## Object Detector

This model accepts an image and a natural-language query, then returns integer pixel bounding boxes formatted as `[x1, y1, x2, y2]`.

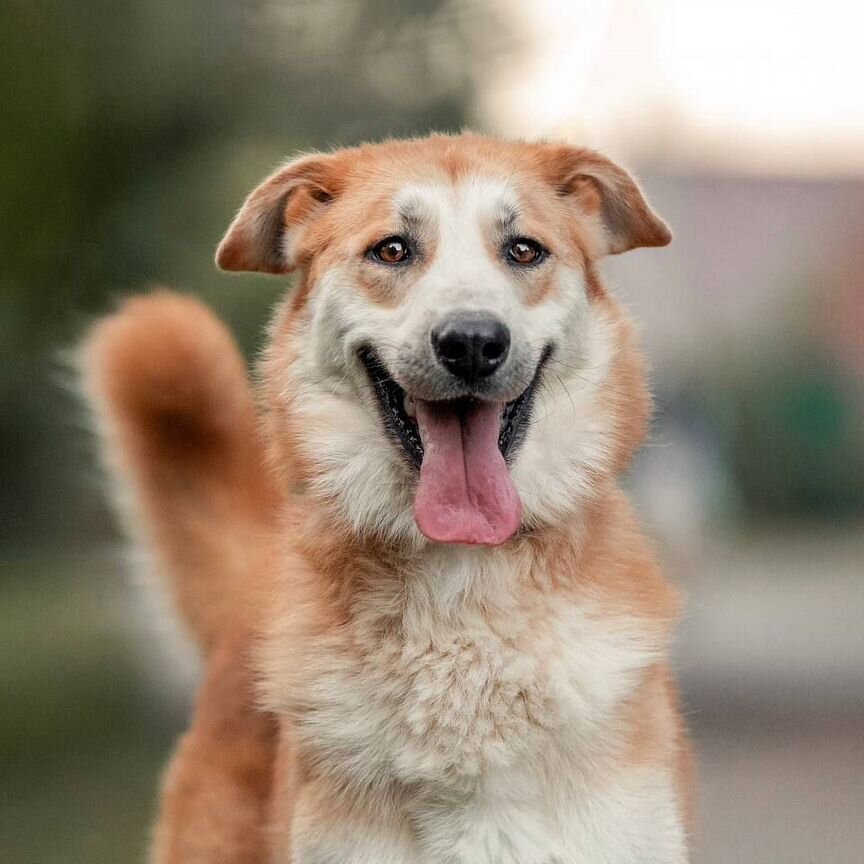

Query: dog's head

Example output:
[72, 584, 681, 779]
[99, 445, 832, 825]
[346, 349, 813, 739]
[217, 134, 670, 547]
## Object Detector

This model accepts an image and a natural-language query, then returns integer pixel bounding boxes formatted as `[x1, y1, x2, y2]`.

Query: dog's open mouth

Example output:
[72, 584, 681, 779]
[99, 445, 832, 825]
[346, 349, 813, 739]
[358, 347, 550, 546]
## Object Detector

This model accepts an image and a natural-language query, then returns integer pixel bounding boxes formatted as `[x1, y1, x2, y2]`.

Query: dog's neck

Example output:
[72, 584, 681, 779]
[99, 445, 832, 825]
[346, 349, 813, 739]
[276, 479, 672, 630]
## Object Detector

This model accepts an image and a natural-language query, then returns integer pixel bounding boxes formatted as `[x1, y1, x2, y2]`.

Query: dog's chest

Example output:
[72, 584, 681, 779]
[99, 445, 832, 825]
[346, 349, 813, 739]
[367, 612, 561, 781]
[296, 576, 656, 790]
[286, 575, 683, 863]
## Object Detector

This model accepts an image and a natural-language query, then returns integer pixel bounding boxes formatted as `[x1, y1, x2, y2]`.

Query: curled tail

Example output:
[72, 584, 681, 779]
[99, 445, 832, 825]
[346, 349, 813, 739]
[81, 291, 277, 654]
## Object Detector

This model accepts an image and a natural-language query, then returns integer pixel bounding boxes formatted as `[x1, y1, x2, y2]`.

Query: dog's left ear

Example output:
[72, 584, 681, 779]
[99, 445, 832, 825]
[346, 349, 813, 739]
[542, 146, 671, 256]
[216, 152, 342, 274]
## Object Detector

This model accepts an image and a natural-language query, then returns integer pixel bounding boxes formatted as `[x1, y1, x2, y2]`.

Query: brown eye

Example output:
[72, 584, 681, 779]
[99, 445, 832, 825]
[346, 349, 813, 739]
[507, 238, 545, 266]
[371, 236, 411, 265]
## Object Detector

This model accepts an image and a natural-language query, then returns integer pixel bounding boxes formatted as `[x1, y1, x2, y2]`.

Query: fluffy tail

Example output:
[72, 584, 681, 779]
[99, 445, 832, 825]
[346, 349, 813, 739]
[81, 291, 277, 654]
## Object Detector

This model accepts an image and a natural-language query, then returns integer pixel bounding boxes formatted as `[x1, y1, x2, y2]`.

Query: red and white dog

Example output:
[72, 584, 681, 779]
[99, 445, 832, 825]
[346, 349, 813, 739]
[83, 133, 693, 863]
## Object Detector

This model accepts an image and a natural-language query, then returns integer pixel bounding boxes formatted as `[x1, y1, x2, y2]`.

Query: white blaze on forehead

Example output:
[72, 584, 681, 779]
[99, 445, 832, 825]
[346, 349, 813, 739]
[390, 176, 528, 324]
[393, 175, 522, 224]
[394, 176, 522, 258]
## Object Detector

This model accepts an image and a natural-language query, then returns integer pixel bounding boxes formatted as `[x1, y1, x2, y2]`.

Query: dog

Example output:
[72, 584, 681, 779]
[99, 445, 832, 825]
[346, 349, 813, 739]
[82, 132, 693, 863]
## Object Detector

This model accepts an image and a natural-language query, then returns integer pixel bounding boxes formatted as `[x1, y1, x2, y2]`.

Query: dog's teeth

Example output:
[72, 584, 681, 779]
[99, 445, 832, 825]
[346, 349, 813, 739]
[403, 394, 417, 419]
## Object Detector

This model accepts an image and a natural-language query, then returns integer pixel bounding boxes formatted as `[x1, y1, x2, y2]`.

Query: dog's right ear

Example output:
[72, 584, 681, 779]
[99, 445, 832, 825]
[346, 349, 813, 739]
[216, 153, 341, 274]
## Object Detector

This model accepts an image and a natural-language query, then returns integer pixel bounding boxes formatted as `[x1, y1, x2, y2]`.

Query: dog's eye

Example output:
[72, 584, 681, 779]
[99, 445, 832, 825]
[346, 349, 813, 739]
[507, 238, 546, 266]
[371, 236, 411, 265]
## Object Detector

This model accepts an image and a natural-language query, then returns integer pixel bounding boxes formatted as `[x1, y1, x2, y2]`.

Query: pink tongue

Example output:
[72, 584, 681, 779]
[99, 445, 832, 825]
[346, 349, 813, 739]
[413, 400, 522, 546]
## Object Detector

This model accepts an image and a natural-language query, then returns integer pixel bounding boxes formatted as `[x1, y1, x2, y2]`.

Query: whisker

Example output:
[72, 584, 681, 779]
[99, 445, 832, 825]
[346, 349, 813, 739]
[555, 373, 577, 423]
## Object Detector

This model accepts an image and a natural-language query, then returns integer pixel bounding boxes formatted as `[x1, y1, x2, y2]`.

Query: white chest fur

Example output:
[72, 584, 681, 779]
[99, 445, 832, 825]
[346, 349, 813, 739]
[266, 547, 684, 862]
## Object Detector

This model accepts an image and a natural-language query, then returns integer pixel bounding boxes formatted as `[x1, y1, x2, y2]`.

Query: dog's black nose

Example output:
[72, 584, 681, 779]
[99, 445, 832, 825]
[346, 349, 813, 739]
[431, 312, 511, 383]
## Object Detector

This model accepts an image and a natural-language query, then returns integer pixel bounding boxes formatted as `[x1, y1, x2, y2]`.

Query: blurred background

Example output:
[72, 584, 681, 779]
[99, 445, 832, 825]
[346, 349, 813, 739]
[1, 0, 862, 861]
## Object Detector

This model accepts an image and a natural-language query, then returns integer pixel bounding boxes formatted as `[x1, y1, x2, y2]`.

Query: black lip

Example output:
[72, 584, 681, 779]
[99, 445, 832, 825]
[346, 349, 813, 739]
[358, 346, 552, 470]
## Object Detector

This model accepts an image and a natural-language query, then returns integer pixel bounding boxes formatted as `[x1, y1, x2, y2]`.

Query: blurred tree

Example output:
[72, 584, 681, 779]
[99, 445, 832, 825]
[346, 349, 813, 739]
[729, 357, 864, 519]
[0, 0, 499, 548]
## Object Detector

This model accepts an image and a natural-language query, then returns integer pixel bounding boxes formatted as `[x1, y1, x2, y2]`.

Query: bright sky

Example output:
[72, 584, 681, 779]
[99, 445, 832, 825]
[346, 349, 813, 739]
[480, 0, 864, 174]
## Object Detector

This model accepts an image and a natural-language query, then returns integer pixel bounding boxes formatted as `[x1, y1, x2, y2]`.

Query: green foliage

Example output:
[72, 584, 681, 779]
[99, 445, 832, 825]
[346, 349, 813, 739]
[729, 356, 864, 518]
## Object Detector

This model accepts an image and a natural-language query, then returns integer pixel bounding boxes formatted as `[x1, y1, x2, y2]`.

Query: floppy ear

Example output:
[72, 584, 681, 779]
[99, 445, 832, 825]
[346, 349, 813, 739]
[544, 146, 671, 256]
[215, 153, 340, 274]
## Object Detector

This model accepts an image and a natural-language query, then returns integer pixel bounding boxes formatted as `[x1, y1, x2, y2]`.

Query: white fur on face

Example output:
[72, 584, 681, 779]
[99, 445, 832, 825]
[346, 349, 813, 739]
[280, 174, 619, 544]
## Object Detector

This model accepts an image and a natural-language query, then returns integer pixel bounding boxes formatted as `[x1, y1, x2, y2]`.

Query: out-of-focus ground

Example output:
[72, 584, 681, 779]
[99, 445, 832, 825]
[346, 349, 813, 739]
[0, 548, 180, 864]
[2, 531, 862, 864]
[696, 719, 864, 864]
[676, 529, 864, 864]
